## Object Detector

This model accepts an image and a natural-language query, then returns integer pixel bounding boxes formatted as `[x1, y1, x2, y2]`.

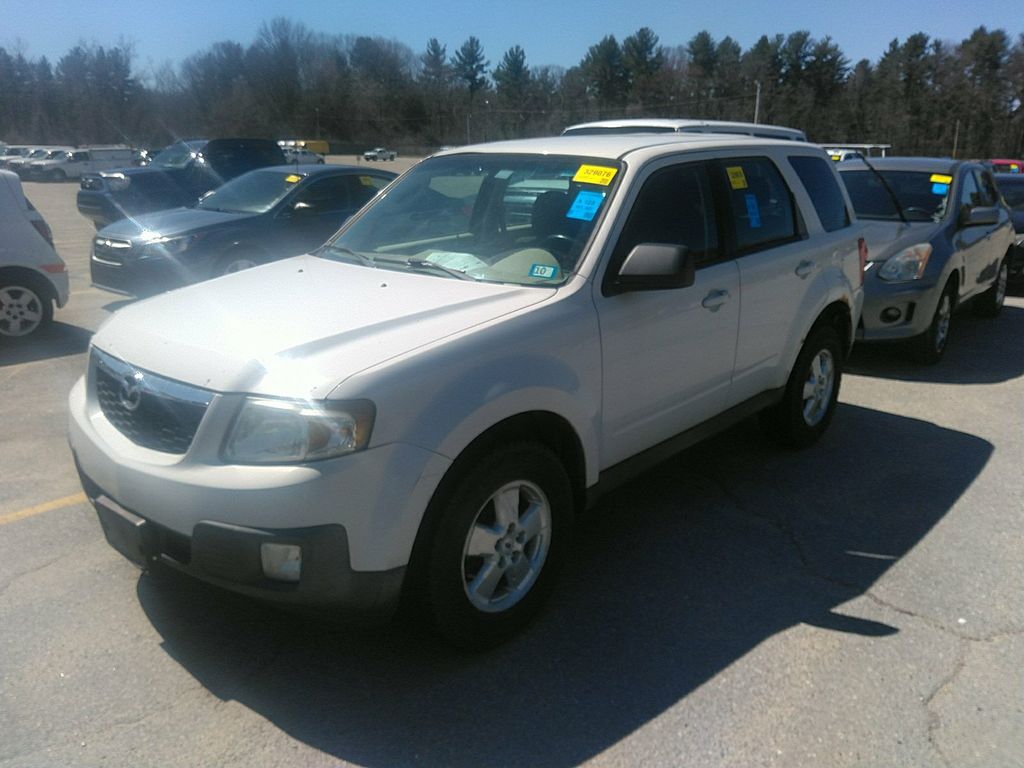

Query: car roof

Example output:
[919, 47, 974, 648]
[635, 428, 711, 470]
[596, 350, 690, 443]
[994, 172, 1024, 184]
[435, 133, 822, 163]
[837, 156, 961, 174]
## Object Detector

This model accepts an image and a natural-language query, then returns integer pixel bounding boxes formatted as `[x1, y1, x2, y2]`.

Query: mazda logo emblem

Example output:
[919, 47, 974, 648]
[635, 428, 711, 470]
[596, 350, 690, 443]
[119, 372, 145, 412]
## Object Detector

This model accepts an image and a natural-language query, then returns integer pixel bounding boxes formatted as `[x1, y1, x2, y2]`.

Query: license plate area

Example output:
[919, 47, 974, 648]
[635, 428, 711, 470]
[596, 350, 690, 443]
[94, 495, 155, 568]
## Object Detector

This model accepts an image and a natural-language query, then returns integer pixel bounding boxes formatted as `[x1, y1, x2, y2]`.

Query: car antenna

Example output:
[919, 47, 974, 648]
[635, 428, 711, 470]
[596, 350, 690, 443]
[857, 156, 908, 226]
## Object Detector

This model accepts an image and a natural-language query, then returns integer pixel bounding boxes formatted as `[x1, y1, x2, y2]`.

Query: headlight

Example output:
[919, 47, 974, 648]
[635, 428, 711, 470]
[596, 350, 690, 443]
[223, 398, 375, 464]
[139, 233, 204, 258]
[878, 243, 933, 281]
[101, 172, 130, 191]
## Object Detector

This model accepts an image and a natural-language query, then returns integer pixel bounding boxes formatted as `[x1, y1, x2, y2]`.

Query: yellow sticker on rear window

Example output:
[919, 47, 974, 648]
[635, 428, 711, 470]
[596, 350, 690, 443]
[726, 166, 748, 190]
[573, 165, 618, 186]
[359, 176, 376, 186]
[930, 174, 952, 184]
[285, 174, 302, 183]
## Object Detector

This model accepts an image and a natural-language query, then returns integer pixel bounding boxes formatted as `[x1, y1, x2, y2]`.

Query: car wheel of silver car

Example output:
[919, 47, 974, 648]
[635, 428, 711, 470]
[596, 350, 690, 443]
[914, 281, 955, 364]
[761, 325, 843, 449]
[0, 280, 52, 338]
[973, 258, 1007, 318]
[424, 442, 573, 648]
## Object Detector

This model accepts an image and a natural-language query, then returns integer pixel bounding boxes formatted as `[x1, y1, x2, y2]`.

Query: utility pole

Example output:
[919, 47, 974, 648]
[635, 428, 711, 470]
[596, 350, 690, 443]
[753, 81, 761, 124]
[952, 118, 960, 159]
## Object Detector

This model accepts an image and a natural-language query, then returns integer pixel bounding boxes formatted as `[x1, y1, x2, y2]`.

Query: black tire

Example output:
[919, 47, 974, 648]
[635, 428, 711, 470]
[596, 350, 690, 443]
[0, 277, 53, 338]
[48, 169, 66, 182]
[913, 280, 956, 364]
[760, 325, 843, 449]
[422, 442, 573, 649]
[973, 258, 1007, 318]
[213, 250, 263, 278]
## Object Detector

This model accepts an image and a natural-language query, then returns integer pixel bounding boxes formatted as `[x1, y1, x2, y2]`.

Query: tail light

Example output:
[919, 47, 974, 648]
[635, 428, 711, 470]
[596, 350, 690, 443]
[857, 236, 869, 286]
[31, 218, 54, 247]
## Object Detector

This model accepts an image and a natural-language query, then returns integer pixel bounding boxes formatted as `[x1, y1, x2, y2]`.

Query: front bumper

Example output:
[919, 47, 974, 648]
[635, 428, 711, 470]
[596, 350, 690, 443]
[90, 252, 193, 297]
[855, 270, 943, 342]
[67, 374, 452, 613]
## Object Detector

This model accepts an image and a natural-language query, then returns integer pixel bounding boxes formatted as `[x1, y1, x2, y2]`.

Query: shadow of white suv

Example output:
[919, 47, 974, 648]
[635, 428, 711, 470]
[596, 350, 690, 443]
[68, 134, 864, 646]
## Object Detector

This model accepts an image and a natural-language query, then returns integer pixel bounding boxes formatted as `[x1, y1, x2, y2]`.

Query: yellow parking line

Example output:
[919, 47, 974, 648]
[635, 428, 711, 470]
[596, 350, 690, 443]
[0, 492, 87, 526]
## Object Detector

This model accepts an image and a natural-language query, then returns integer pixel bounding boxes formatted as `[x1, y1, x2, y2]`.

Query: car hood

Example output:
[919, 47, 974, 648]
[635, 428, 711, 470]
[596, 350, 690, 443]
[859, 219, 943, 263]
[99, 207, 250, 240]
[91, 254, 556, 398]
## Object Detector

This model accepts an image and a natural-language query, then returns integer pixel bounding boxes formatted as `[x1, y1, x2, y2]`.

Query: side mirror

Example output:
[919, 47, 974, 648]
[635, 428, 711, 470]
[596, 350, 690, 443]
[959, 205, 999, 228]
[607, 244, 695, 295]
[292, 201, 315, 215]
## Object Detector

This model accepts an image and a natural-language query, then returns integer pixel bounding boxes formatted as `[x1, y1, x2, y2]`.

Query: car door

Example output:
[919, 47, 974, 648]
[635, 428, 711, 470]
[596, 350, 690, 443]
[596, 159, 740, 468]
[277, 174, 389, 254]
[953, 168, 993, 300]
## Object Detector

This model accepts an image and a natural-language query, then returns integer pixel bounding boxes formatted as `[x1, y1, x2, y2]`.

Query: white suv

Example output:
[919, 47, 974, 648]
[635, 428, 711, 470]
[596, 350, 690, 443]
[68, 134, 864, 646]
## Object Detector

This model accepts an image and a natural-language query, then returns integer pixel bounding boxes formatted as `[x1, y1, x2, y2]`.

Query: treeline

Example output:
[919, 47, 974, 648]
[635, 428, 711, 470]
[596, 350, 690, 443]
[1, 18, 1022, 158]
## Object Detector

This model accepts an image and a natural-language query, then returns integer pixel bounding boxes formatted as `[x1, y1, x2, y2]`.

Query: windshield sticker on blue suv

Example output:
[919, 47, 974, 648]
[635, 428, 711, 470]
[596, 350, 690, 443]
[745, 193, 762, 228]
[932, 182, 950, 195]
[529, 264, 559, 279]
[567, 190, 605, 221]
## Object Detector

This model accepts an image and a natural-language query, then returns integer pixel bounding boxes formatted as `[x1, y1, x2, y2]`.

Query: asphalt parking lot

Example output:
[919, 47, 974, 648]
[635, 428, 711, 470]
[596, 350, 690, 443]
[1, 170, 1022, 767]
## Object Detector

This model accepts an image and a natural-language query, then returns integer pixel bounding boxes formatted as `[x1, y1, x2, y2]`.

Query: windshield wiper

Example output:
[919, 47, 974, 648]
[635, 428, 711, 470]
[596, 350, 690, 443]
[857, 156, 909, 226]
[317, 243, 376, 267]
[403, 258, 479, 281]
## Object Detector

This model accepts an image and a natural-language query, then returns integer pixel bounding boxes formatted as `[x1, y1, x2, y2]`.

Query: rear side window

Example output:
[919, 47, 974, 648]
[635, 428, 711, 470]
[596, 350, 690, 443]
[609, 161, 719, 273]
[719, 157, 799, 253]
[788, 155, 851, 232]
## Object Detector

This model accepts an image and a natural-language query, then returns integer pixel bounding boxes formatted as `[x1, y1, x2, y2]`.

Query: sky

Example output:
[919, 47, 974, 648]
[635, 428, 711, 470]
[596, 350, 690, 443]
[2, 0, 1021, 77]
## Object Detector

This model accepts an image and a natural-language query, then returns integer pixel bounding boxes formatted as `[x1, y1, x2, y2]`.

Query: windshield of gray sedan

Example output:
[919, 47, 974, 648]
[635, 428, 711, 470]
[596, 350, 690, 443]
[323, 153, 621, 286]
[841, 170, 951, 221]
[194, 169, 302, 214]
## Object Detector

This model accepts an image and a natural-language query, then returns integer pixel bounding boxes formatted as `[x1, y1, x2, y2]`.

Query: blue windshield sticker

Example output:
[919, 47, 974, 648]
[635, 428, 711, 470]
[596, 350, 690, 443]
[744, 193, 762, 228]
[932, 182, 950, 195]
[566, 190, 605, 221]
[529, 264, 559, 279]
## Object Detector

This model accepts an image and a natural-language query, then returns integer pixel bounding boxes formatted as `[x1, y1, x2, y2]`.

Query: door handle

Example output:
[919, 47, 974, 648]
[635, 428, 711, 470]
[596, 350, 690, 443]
[701, 289, 730, 311]
[795, 260, 816, 278]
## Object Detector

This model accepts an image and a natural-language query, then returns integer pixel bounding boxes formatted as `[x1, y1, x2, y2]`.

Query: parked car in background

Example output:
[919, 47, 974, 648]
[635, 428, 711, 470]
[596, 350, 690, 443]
[989, 158, 1022, 174]
[838, 157, 1013, 363]
[19, 147, 74, 178]
[76, 138, 287, 229]
[0, 169, 69, 338]
[283, 147, 325, 164]
[70, 134, 864, 647]
[363, 146, 397, 161]
[561, 119, 808, 142]
[28, 146, 134, 181]
[91, 164, 395, 296]
[0, 146, 36, 169]
[5, 147, 53, 174]
[994, 172, 1024, 288]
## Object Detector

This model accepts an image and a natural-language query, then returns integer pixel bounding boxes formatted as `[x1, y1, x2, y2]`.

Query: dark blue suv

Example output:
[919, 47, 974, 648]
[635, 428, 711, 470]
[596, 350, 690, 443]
[77, 138, 286, 229]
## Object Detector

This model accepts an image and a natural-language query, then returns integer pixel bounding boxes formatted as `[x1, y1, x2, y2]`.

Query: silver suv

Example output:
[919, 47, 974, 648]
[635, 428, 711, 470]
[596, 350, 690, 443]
[69, 134, 864, 646]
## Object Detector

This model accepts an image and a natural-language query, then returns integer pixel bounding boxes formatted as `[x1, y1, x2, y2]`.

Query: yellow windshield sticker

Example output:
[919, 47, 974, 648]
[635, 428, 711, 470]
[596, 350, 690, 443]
[930, 174, 953, 184]
[359, 175, 376, 186]
[573, 165, 618, 186]
[726, 166, 748, 190]
[285, 174, 302, 183]
[831, 154, 842, 161]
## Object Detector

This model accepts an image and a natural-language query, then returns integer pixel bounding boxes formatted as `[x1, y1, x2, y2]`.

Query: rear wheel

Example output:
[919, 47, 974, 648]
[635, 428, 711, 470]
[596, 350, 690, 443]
[0, 279, 52, 338]
[913, 280, 955, 364]
[973, 258, 1007, 318]
[423, 443, 573, 648]
[761, 325, 842, 448]
[47, 169, 66, 182]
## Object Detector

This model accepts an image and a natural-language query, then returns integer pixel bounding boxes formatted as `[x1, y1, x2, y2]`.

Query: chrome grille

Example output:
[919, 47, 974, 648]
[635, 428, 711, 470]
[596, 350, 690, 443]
[91, 348, 213, 454]
[92, 236, 132, 266]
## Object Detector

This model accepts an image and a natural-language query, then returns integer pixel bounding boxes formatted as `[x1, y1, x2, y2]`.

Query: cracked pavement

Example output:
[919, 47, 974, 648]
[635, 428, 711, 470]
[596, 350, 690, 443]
[1, 180, 1021, 767]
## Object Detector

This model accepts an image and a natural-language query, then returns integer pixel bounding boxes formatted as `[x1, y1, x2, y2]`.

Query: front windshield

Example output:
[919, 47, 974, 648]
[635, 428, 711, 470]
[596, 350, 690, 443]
[150, 141, 203, 169]
[195, 169, 302, 214]
[840, 169, 951, 222]
[324, 153, 620, 286]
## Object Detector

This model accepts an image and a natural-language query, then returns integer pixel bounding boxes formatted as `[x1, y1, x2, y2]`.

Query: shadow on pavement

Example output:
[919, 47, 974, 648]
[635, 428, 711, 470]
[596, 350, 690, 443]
[0, 322, 92, 367]
[136, 403, 991, 767]
[847, 303, 1024, 384]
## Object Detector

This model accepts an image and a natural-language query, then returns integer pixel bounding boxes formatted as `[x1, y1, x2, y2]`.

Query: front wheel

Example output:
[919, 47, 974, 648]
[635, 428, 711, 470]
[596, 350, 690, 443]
[973, 259, 1007, 318]
[424, 443, 573, 648]
[214, 251, 262, 277]
[760, 325, 843, 448]
[0, 280, 53, 338]
[913, 280, 955, 364]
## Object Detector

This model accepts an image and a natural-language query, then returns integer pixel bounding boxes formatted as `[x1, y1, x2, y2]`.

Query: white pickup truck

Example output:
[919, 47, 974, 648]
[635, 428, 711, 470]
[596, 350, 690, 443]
[69, 133, 865, 647]
[362, 146, 397, 161]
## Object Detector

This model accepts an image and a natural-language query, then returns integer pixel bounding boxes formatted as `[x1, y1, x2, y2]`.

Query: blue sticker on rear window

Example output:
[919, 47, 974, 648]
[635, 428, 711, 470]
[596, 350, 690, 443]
[932, 182, 949, 195]
[744, 193, 762, 228]
[529, 264, 559, 279]
[566, 190, 605, 221]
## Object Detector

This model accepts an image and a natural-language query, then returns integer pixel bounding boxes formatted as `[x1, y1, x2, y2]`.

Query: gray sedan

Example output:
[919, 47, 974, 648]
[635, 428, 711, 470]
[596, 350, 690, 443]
[839, 157, 1014, 363]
